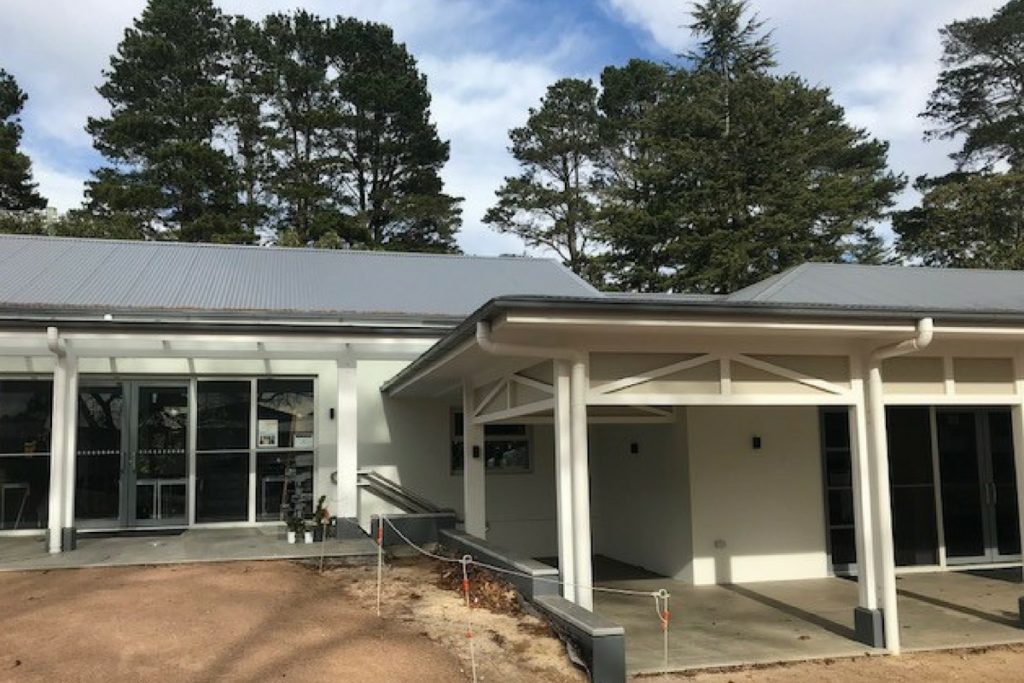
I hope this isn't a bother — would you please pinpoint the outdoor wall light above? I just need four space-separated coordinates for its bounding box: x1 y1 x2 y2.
472 445 481 459
329 408 335 420
752 436 762 450
630 442 639 455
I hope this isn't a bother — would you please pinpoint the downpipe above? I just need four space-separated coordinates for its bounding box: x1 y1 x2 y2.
867 317 933 654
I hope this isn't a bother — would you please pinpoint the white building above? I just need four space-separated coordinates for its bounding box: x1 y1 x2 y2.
1 234 1022 656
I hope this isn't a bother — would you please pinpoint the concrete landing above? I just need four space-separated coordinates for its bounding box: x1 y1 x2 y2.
591 558 1024 674
0 526 378 571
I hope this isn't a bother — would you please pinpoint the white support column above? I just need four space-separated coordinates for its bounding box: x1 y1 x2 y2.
570 358 593 610
1011 352 1024 592
462 380 486 539
61 354 79 540
336 360 359 519
553 359 576 602
866 358 901 653
47 358 67 553
848 355 881 646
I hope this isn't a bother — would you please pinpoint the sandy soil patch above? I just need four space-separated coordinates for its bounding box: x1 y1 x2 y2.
0 558 584 683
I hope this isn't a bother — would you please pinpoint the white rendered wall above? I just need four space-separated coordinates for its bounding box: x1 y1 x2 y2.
590 411 694 581
687 406 829 585
356 360 559 557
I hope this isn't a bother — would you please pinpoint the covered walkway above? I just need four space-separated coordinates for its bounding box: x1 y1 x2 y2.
593 558 1024 673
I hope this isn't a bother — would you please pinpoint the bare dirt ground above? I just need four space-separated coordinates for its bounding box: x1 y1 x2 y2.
2 558 1024 682
0 558 584 683
656 644 1024 682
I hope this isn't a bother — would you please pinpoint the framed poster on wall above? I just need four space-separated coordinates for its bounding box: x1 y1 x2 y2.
257 419 278 448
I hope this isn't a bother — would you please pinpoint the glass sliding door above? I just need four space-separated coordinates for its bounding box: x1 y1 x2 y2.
987 411 1021 557
130 384 188 526
937 410 989 563
195 381 251 522
886 407 939 566
75 385 125 527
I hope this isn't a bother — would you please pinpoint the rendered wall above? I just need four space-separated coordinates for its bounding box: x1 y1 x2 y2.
355 360 559 557
590 411 693 581
687 405 828 585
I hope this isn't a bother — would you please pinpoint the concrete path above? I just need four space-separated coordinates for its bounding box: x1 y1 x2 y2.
593 560 1024 674
0 526 378 571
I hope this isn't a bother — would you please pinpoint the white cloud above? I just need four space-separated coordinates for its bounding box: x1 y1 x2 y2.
28 154 88 213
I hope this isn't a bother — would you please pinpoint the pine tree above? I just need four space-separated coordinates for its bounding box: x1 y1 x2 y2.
598 1 901 292
0 68 46 211
895 1 1024 267
484 78 603 280
86 0 245 242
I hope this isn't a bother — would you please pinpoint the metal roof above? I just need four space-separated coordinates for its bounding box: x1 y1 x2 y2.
726 262 1024 312
0 234 597 322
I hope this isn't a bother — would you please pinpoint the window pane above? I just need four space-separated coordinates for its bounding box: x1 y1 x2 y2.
75 386 123 521
830 527 856 566
485 440 530 470
892 485 939 566
196 452 249 522
0 455 48 529
822 410 850 449
257 379 314 449
0 380 52 454
256 451 313 521
198 381 251 451
886 407 934 486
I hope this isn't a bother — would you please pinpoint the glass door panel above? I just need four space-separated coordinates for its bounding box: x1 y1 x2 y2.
937 410 988 563
130 384 188 526
985 411 1021 558
886 407 939 566
75 385 125 525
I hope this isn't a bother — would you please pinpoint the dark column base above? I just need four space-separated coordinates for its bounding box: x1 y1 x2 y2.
1018 596 1023 627
61 527 77 551
854 606 885 648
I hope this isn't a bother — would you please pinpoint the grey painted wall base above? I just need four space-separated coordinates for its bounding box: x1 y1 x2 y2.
854 607 884 647
1019 596 1023 626
533 595 626 683
62 527 77 551
439 529 625 683
439 529 559 601
370 513 457 548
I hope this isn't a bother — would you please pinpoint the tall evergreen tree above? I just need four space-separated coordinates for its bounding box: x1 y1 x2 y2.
330 18 460 253
597 1 901 292
0 68 46 211
86 0 246 242
895 1 1024 268
484 78 603 279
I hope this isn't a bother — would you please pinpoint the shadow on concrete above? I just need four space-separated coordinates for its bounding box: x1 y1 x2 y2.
721 583 857 641
896 585 1021 628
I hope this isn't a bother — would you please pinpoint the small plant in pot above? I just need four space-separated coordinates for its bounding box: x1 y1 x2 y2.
286 515 304 544
302 522 314 544
312 495 332 542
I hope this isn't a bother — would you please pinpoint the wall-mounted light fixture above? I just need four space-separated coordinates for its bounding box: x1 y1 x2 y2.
752 436 762 450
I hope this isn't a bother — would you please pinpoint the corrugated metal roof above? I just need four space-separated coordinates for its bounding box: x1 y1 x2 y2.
726 262 1024 312
0 234 598 320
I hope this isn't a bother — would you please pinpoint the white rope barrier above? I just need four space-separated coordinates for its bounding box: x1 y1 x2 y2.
375 515 673 676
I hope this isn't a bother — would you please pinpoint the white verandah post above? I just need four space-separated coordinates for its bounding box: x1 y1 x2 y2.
462 380 486 538
570 357 593 610
61 354 79 547
47 357 68 553
336 359 358 520
1010 352 1024 618
866 356 901 653
553 359 576 602
849 355 882 645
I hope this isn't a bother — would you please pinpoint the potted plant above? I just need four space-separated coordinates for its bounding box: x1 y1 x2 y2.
286 515 303 544
303 522 314 544
312 495 331 542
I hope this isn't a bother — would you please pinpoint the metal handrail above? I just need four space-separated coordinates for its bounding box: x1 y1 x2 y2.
356 469 451 515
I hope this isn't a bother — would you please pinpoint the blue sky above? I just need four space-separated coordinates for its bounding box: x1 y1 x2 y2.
0 0 1005 255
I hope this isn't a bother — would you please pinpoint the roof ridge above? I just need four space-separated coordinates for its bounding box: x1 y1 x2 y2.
744 263 811 301
0 233 559 264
